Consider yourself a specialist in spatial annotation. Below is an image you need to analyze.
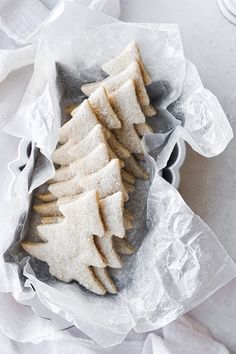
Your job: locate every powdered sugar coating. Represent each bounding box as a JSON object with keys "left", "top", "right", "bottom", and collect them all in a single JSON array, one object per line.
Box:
[
  {"left": 51, "top": 143, "right": 110, "bottom": 183},
  {"left": 95, "top": 234, "right": 122, "bottom": 268},
  {"left": 22, "top": 190, "right": 108, "bottom": 294},
  {"left": 89, "top": 87, "right": 121, "bottom": 129},
  {"left": 22, "top": 243, "right": 106, "bottom": 295},
  {"left": 51, "top": 140, "right": 75, "bottom": 166},
  {"left": 93, "top": 267, "right": 117, "bottom": 294},
  {"left": 135, "top": 122, "right": 153, "bottom": 137},
  {"left": 48, "top": 159, "right": 128, "bottom": 201},
  {"left": 110, "top": 80, "right": 145, "bottom": 125},
  {"left": 99, "top": 192, "right": 125, "bottom": 238},
  {"left": 69, "top": 124, "right": 108, "bottom": 160},
  {"left": 70, "top": 100, "right": 100, "bottom": 143},
  {"left": 114, "top": 122, "right": 143, "bottom": 154},
  {"left": 102, "top": 40, "right": 151, "bottom": 85},
  {"left": 79, "top": 159, "right": 128, "bottom": 201},
  {"left": 114, "top": 238, "right": 135, "bottom": 255},
  {"left": 124, "top": 155, "right": 149, "bottom": 180},
  {"left": 81, "top": 61, "right": 150, "bottom": 108}
]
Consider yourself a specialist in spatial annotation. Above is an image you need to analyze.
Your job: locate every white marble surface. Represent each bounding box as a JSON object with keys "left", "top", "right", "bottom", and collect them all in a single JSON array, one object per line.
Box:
[{"left": 120, "top": 0, "right": 236, "bottom": 352}]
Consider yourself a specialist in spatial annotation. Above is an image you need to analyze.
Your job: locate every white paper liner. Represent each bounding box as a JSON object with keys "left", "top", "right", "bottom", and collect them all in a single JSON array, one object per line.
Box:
[{"left": 0, "top": 3, "right": 235, "bottom": 348}]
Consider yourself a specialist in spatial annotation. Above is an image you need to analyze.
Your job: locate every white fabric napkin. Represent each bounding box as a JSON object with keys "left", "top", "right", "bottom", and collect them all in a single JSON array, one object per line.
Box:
[{"left": 0, "top": 0, "right": 49, "bottom": 45}]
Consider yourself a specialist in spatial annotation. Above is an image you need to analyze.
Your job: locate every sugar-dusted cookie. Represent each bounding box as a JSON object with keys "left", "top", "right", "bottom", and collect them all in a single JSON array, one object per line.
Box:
[
  {"left": 134, "top": 153, "right": 145, "bottom": 160},
  {"left": 59, "top": 95, "right": 121, "bottom": 146},
  {"left": 48, "top": 166, "right": 73, "bottom": 185},
  {"left": 41, "top": 216, "right": 64, "bottom": 224},
  {"left": 35, "top": 187, "right": 131, "bottom": 222},
  {"left": 95, "top": 234, "right": 122, "bottom": 268},
  {"left": 52, "top": 124, "right": 121, "bottom": 169},
  {"left": 109, "top": 80, "right": 145, "bottom": 154},
  {"left": 81, "top": 61, "right": 150, "bottom": 108},
  {"left": 124, "top": 208, "right": 134, "bottom": 221},
  {"left": 79, "top": 159, "right": 128, "bottom": 201},
  {"left": 27, "top": 228, "right": 105, "bottom": 264},
  {"left": 68, "top": 124, "right": 109, "bottom": 160},
  {"left": 108, "top": 131, "right": 131, "bottom": 160},
  {"left": 38, "top": 191, "right": 104, "bottom": 238},
  {"left": 95, "top": 192, "right": 125, "bottom": 268},
  {"left": 33, "top": 202, "right": 58, "bottom": 217},
  {"left": 99, "top": 192, "right": 125, "bottom": 238},
  {"left": 22, "top": 242, "right": 106, "bottom": 295},
  {"left": 47, "top": 179, "right": 83, "bottom": 201},
  {"left": 58, "top": 119, "right": 74, "bottom": 145},
  {"left": 114, "top": 122, "right": 143, "bottom": 154},
  {"left": 68, "top": 125, "right": 123, "bottom": 167},
  {"left": 33, "top": 180, "right": 133, "bottom": 221},
  {"left": 93, "top": 267, "right": 117, "bottom": 294},
  {"left": 33, "top": 200, "right": 60, "bottom": 216},
  {"left": 49, "top": 143, "right": 110, "bottom": 184},
  {"left": 64, "top": 103, "right": 78, "bottom": 115},
  {"left": 109, "top": 79, "right": 145, "bottom": 125},
  {"left": 59, "top": 100, "right": 99, "bottom": 145},
  {"left": 141, "top": 104, "right": 156, "bottom": 117},
  {"left": 135, "top": 122, "right": 153, "bottom": 137},
  {"left": 121, "top": 169, "right": 135, "bottom": 185},
  {"left": 89, "top": 87, "right": 121, "bottom": 129},
  {"left": 124, "top": 215, "right": 133, "bottom": 230},
  {"left": 124, "top": 155, "right": 149, "bottom": 180},
  {"left": 108, "top": 146, "right": 122, "bottom": 164},
  {"left": 102, "top": 41, "right": 152, "bottom": 85},
  {"left": 56, "top": 102, "right": 127, "bottom": 169},
  {"left": 113, "top": 238, "right": 135, "bottom": 255},
  {"left": 23, "top": 190, "right": 108, "bottom": 295},
  {"left": 123, "top": 181, "right": 135, "bottom": 194},
  {"left": 36, "top": 192, "right": 57, "bottom": 203},
  {"left": 107, "top": 79, "right": 154, "bottom": 153},
  {"left": 45, "top": 159, "right": 128, "bottom": 201},
  {"left": 52, "top": 140, "right": 75, "bottom": 166},
  {"left": 34, "top": 195, "right": 79, "bottom": 217}
]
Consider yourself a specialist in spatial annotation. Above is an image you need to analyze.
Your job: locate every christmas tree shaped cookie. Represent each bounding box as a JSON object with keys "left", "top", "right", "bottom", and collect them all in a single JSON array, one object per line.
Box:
[
  {"left": 102, "top": 40, "right": 152, "bottom": 85},
  {"left": 89, "top": 86, "right": 121, "bottom": 129},
  {"left": 22, "top": 190, "right": 108, "bottom": 295},
  {"left": 95, "top": 191, "right": 125, "bottom": 269}
]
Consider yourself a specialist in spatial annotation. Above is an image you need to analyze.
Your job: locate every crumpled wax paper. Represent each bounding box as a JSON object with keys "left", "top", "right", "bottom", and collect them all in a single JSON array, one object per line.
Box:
[{"left": 1, "top": 2, "right": 236, "bottom": 348}]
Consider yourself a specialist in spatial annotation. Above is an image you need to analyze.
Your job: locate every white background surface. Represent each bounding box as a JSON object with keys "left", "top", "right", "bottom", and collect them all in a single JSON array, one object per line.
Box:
[
  {"left": 119, "top": 0, "right": 236, "bottom": 352},
  {"left": 0, "top": 0, "right": 236, "bottom": 352}
]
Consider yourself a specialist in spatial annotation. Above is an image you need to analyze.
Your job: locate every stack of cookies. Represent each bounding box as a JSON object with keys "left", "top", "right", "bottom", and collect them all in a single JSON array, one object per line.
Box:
[{"left": 22, "top": 41, "right": 156, "bottom": 295}]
